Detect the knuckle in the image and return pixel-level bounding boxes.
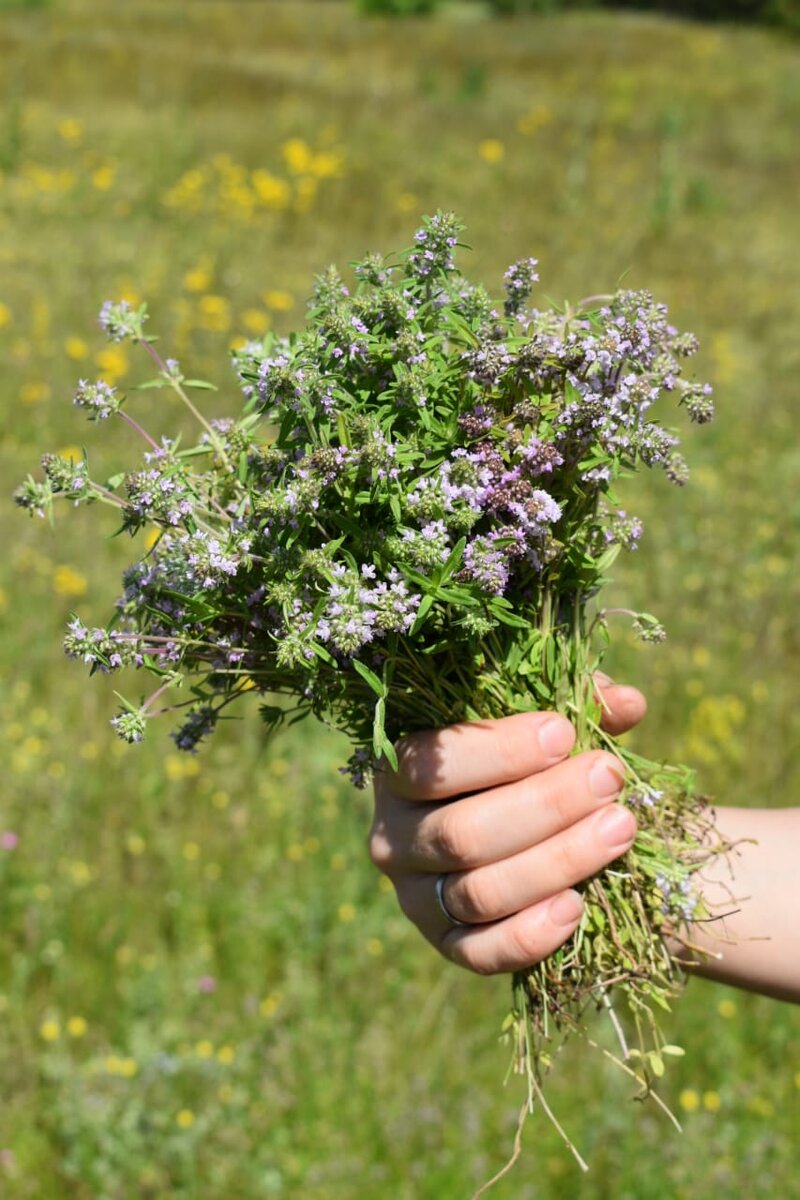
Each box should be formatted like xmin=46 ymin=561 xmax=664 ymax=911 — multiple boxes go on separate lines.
xmin=432 ymin=805 xmax=477 ymax=867
xmin=454 ymin=869 xmax=499 ymax=924
xmin=367 ymin=822 xmax=393 ymax=871
xmin=394 ymin=730 xmax=442 ymax=798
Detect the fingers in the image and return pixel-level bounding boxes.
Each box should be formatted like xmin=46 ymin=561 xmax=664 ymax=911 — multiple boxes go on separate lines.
xmin=595 ymin=672 xmax=647 ymax=736
xmin=438 ymin=801 xmax=636 ymax=926
xmin=441 ymin=892 xmax=585 ymax=976
xmin=382 ymin=676 xmax=643 ymax=806
xmin=385 ymin=710 xmax=576 ymax=803
xmin=395 ymin=799 xmax=636 ymax=943
xmin=377 ymin=749 xmax=625 ymax=873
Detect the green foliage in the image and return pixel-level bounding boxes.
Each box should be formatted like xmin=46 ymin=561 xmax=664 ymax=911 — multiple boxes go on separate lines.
xmin=486 ymin=0 xmax=799 ymax=31
xmin=1 ymin=1 xmax=799 ymax=1195
xmin=357 ymin=0 xmax=441 ymax=15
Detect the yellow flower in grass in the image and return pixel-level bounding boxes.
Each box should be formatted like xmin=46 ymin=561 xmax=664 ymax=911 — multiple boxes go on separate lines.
xmin=395 ymin=191 xmax=418 ymax=214
xmin=91 ymin=164 xmax=116 ymax=191
xmin=241 ymin=308 xmax=270 ymax=335
xmin=21 ymin=381 xmax=50 ymax=405
xmin=717 ymin=999 xmax=736 ymax=1019
xmin=703 ymin=1090 xmax=721 ymax=1112
xmin=184 ymin=265 xmax=212 ymax=293
xmin=679 ymin=1088 xmax=699 ymax=1113
xmin=0 ymin=302 xmax=12 ymax=328
xmin=67 ymin=1016 xmax=88 ymax=1038
xmin=338 ymin=903 xmax=356 ymax=924
xmin=282 ymin=138 xmax=313 ymax=175
xmin=195 ymin=1040 xmax=214 ymax=1059
xmin=176 ymin=1109 xmax=195 ymax=1129
xmin=95 ymin=345 xmax=128 ymax=383
xmin=105 ymin=1055 xmax=138 ymax=1077
xmin=39 ymin=1019 xmax=61 ymax=1042
xmin=57 ymin=117 xmax=84 ymax=144
xmin=251 ymin=170 xmax=290 ymax=210
xmin=198 ymin=294 xmax=231 ymax=333
xmin=262 ymin=289 xmax=294 ymax=313
xmin=478 ymin=138 xmax=505 ymax=164
xmin=259 ymin=993 xmax=281 ymax=1018
xmin=217 ymin=1045 xmax=235 ymax=1065
xmin=53 ymin=565 xmax=88 ymax=598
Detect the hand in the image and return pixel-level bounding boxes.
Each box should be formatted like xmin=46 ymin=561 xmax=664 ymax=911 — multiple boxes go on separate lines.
xmin=369 ymin=676 xmax=646 ymax=975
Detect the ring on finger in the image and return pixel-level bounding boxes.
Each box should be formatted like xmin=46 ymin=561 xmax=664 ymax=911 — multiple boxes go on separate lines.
xmin=435 ymin=873 xmax=473 ymax=928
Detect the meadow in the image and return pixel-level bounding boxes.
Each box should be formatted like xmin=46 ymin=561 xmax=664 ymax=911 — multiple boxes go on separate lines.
xmin=0 ymin=1 xmax=799 ymax=1196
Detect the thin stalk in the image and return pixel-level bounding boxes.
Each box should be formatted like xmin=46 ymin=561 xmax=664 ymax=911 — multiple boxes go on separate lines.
xmin=140 ymin=338 xmax=233 ymax=470
xmin=117 ymin=409 xmax=161 ymax=452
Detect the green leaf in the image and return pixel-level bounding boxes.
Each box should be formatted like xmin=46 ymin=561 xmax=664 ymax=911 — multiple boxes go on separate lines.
xmin=410 ymin=592 xmax=435 ymax=636
xmin=438 ymin=535 xmax=466 ymax=583
xmin=488 ymin=605 xmax=530 ymax=630
xmin=183 ymin=379 xmax=219 ymax=391
xmin=134 ymin=378 xmax=168 ymax=391
xmin=646 ymin=1051 xmax=665 ymax=1078
xmin=352 ymin=659 xmax=385 ymax=698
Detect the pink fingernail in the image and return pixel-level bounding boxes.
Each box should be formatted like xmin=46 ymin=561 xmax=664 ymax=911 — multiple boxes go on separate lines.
xmin=548 ymin=890 xmax=583 ymax=926
xmin=539 ymin=716 xmax=575 ymax=759
xmin=589 ymin=757 xmax=624 ymax=799
xmin=597 ymin=805 xmax=636 ymax=849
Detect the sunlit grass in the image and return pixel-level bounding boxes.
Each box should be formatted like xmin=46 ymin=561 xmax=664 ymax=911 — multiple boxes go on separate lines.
xmin=0 ymin=1 xmax=799 ymax=1196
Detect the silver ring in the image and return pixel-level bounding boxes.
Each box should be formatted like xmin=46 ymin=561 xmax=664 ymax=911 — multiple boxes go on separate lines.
xmin=435 ymin=873 xmax=472 ymax=928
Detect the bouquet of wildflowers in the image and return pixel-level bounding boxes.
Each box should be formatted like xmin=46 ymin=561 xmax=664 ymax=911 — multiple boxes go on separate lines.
xmin=17 ymin=213 xmax=730 ymax=1166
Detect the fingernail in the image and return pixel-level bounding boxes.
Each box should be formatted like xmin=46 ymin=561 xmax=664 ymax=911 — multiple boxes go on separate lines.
xmin=594 ymin=671 xmax=613 ymax=688
xmin=548 ymin=890 xmax=583 ymax=926
xmin=539 ymin=716 xmax=575 ymax=759
xmin=597 ymin=804 xmax=636 ymax=848
xmin=589 ymin=757 xmax=624 ymax=799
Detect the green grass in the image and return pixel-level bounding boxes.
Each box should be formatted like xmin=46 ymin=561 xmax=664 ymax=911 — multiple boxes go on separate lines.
xmin=1 ymin=2 xmax=799 ymax=1196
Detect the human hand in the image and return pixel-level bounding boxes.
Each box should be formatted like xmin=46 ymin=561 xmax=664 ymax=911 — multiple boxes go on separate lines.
xmin=368 ymin=676 xmax=646 ymax=975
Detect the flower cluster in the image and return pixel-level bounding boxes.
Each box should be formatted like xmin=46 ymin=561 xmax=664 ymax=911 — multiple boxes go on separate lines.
xmin=18 ymin=213 xmax=727 ymax=1115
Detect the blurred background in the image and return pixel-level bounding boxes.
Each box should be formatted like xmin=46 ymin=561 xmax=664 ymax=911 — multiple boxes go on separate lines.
xmin=1 ymin=1 xmax=799 ymax=1196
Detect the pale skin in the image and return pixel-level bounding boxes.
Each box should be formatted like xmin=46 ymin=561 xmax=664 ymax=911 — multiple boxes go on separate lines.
xmin=369 ymin=676 xmax=800 ymax=1003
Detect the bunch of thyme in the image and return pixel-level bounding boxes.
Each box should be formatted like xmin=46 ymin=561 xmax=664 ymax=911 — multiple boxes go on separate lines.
xmin=17 ymin=213 xmax=731 ymax=1163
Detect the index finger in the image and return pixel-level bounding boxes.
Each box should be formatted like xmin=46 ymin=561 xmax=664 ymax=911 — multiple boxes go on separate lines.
xmin=385 ymin=711 xmax=576 ymax=802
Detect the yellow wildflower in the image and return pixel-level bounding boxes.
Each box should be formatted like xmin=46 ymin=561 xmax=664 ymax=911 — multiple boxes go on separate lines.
xmin=282 ymin=138 xmax=313 ymax=175
xmin=195 ymin=1040 xmax=214 ymax=1059
xmin=53 ymin=565 xmax=88 ymax=598
xmin=95 ymin=345 xmax=128 ymax=382
xmin=176 ymin=1109 xmax=195 ymax=1129
xmin=39 ymin=1019 xmax=61 ymax=1042
xmin=717 ymin=999 xmax=736 ymax=1019
xmin=126 ymin=834 xmax=146 ymax=856
xmin=241 ymin=308 xmax=270 ymax=335
xmin=478 ymin=138 xmax=505 ymax=164
xmin=679 ymin=1089 xmax=699 ymax=1112
xmin=262 ymin=290 xmax=294 ymax=313
xmin=64 ymin=336 xmax=89 ymax=360
xmin=259 ymin=993 xmax=281 ymax=1018
xmin=21 ymin=381 xmax=50 ymax=405
xmin=703 ymin=1090 xmax=721 ymax=1112
xmin=57 ymin=117 xmax=84 ymax=143
xmin=67 ymin=1016 xmax=88 ymax=1038
xmin=91 ymin=164 xmax=116 ymax=191
xmin=338 ymin=903 xmax=356 ymax=923
xmin=0 ymin=302 xmax=12 ymax=328
xmin=217 ymin=1045 xmax=235 ymax=1065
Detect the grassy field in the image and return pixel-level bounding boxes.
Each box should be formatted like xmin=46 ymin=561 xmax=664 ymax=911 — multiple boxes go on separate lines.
xmin=1 ymin=2 xmax=799 ymax=1196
